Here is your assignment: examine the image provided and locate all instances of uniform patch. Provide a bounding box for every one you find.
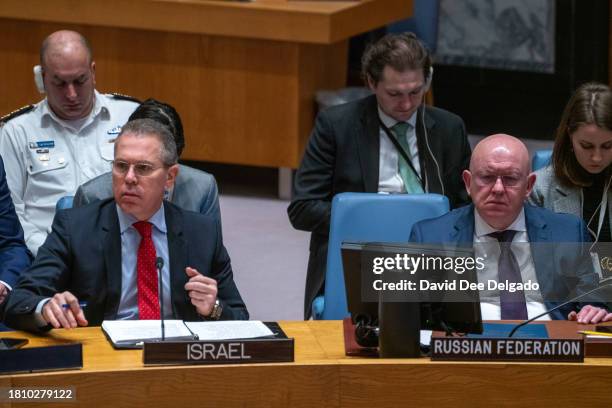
[107,126,122,135]
[108,93,141,103]
[35,140,55,148]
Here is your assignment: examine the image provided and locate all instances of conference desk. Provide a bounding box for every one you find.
[1,320,611,407]
[0,0,411,182]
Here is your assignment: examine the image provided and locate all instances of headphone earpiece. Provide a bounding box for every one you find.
[33,65,45,94]
[423,66,434,93]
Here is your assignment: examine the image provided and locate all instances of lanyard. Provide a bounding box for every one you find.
[587,176,612,246]
[378,119,424,187]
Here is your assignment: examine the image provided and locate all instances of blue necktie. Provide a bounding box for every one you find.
[489,230,528,320]
[391,122,424,194]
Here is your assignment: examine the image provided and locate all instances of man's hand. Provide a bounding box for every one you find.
[42,291,88,329]
[0,283,7,304]
[568,305,612,324]
[184,267,218,317]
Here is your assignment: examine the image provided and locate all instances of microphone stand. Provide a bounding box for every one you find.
[156,257,165,341]
[508,280,612,337]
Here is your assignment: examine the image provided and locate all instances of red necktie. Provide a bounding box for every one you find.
[133,221,160,320]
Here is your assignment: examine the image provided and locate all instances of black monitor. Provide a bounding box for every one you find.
[341,241,483,351]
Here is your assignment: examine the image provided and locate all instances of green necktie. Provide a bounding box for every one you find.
[392,122,424,194]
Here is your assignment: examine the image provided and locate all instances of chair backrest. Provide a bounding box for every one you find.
[321,192,450,320]
[56,195,74,210]
[532,149,553,171]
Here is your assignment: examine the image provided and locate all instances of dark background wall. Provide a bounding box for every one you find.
[433,0,609,140]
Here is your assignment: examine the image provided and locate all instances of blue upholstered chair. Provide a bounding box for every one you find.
[313,193,450,320]
[56,196,74,211]
[532,150,553,171]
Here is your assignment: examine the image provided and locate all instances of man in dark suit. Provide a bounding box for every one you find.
[5,119,247,332]
[288,33,471,318]
[410,134,611,323]
[0,156,31,318]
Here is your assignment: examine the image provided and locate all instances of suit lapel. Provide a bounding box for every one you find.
[101,202,122,319]
[452,205,475,244]
[165,203,189,318]
[524,205,554,299]
[357,96,381,192]
[553,184,581,215]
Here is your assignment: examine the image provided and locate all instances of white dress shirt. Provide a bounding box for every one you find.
[377,107,420,193]
[0,91,138,255]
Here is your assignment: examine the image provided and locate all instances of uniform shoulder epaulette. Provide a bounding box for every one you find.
[0,104,35,124]
[108,93,141,104]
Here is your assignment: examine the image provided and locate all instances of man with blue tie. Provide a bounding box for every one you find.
[5,119,247,332]
[410,134,611,323]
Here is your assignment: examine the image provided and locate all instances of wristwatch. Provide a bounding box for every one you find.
[209,299,223,320]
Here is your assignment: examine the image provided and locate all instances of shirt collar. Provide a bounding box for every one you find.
[377,105,417,130]
[474,207,526,238]
[40,90,109,129]
[116,202,167,235]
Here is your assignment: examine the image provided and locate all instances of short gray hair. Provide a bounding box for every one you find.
[116,119,178,166]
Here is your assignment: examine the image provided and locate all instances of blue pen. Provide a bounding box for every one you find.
[61,301,88,309]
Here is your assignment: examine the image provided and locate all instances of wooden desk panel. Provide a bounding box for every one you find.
[0,1,412,169]
[4,321,609,408]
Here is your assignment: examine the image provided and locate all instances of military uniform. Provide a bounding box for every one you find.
[0,91,139,255]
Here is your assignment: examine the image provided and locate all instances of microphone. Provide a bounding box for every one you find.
[508,278,612,337]
[156,257,165,341]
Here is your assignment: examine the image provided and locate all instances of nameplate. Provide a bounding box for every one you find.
[431,337,584,362]
[143,337,294,366]
[0,343,83,375]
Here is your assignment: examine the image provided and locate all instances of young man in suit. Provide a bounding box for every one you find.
[410,134,611,323]
[289,33,471,318]
[5,119,247,332]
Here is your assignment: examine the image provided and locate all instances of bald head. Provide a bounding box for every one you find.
[463,134,536,230]
[470,134,531,174]
[39,30,96,120]
[40,30,92,69]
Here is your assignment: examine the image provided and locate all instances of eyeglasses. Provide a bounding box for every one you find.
[112,160,164,177]
[474,174,523,188]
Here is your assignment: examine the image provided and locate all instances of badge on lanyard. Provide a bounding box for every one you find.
[588,177,612,281]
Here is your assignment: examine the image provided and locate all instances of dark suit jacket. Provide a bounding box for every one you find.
[409,204,603,320]
[288,95,471,318]
[5,198,248,332]
[0,156,31,288]
[0,156,32,320]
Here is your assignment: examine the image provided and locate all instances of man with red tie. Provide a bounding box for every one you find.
[4,119,248,332]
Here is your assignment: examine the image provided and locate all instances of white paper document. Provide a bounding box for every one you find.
[101,320,194,345]
[185,321,273,340]
[101,320,274,348]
